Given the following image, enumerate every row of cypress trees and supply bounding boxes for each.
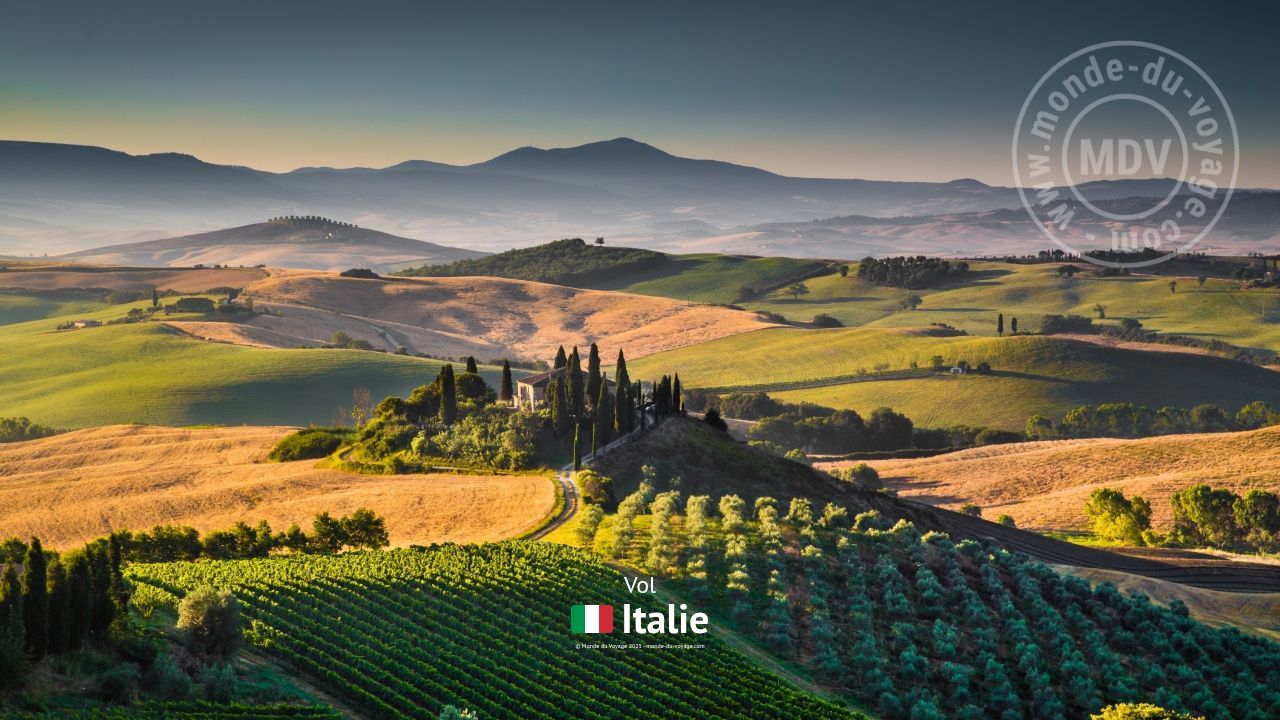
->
[0,535,129,685]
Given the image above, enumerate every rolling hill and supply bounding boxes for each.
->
[629,327,1280,429]
[820,424,1280,532]
[60,217,485,272]
[0,425,555,548]
[177,270,778,363]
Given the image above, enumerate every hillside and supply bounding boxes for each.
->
[820,425,1280,531]
[588,418,1280,593]
[60,218,485,273]
[127,543,863,720]
[630,328,1280,429]
[0,313,490,427]
[398,236,665,284]
[0,425,555,548]
[583,252,831,304]
[186,270,777,362]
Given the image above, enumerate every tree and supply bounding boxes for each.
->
[592,374,612,453]
[703,408,728,431]
[1171,484,1239,547]
[1188,403,1227,432]
[997,514,1017,527]
[572,421,582,471]
[1234,490,1280,546]
[586,343,602,410]
[438,364,458,424]
[45,558,70,655]
[87,543,113,638]
[553,346,567,369]
[310,512,348,553]
[1196,276,1207,287]
[567,347,585,418]
[342,508,389,550]
[957,504,982,517]
[1168,279,1177,294]
[1011,317,1018,333]
[177,586,242,659]
[1085,488,1152,545]
[0,565,27,686]
[66,552,92,650]
[499,360,513,404]
[464,356,478,374]
[997,313,1004,335]
[575,470,614,508]
[866,407,913,450]
[784,282,810,300]
[672,373,682,414]
[838,265,849,277]
[22,538,48,659]
[1234,400,1278,430]
[1025,414,1055,439]
[1093,303,1106,319]
[900,294,923,310]
[151,288,159,308]
[614,350,631,435]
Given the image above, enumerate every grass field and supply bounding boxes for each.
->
[741,262,1280,352]
[0,425,556,548]
[586,253,829,304]
[0,310,501,427]
[0,293,106,324]
[816,424,1280,531]
[630,326,1280,429]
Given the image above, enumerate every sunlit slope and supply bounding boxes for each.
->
[585,253,828,304]
[0,425,554,548]
[742,262,1280,352]
[0,320,482,428]
[631,327,1280,429]
[817,424,1280,530]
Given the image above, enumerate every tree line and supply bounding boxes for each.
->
[1027,400,1280,440]
[856,256,970,289]
[1085,484,1280,551]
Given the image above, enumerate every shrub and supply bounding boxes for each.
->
[974,428,1022,446]
[146,652,193,700]
[267,427,352,462]
[1039,314,1094,334]
[811,313,843,328]
[957,504,982,517]
[702,408,729,432]
[575,470,616,509]
[1092,704,1204,720]
[838,463,882,491]
[199,662,238,703]
[1085,488,1152,545]
[177,586,242,659]
[96,662,141,703]
[997,514,1016,527]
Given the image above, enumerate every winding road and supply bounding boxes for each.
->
[526,465,578,540]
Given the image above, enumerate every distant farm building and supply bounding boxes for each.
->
[514,367,615,410]
[72,319,101,329]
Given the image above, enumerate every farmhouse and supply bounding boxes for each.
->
[168,297,217,313]
[72,319,101,329]
[514,367,615,410]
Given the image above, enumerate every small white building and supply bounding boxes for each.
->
[73,319,102,329]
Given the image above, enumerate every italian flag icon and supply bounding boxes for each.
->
[571,604,614,634]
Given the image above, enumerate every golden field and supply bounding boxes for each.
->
[0,425,555,548]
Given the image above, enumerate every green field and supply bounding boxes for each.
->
[0,308,506,428]
[631,328,1280,429]
[586,253,830,304]
[742,262,1280,352]
[127,544,863,720]
[0,293,107,325]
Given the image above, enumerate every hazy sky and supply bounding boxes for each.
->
[2,0,1277,185]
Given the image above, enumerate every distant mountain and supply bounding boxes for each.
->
[1,138,1274,258]
[60,217,486,272]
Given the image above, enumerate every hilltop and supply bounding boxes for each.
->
[824,424,1280,531]
[59,217,486,272]
[398,236,666,284]
[0,425,555,548]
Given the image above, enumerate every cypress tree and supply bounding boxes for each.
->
[638,382,648,431]
[45,557,70,655]
[586,343,602,409]
[614,350,631,435]
[465,356,478,374]
[87,544,113,639]
[548,374,571,436]
[997,313,1004,336]
[107,534,129,626]
[21,538,48,660]
[1011,317,1018,334]
[594,373,612,453]
[499,360,514,403]
[673,374,682,415]
[553,346,567,369]
[66,552,91,649]
[567,347,585,419]
[572,421,582,471]
[438,364,457,425]
[151,288,159,308]
[0,565,26,681]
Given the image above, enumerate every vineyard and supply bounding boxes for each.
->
[125,543,864,720]
[588,486,1280,720]
[4,703,342,719]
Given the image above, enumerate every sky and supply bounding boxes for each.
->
[2,0,1277,186]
